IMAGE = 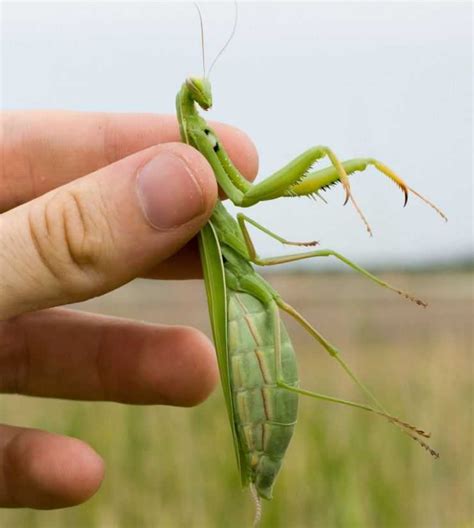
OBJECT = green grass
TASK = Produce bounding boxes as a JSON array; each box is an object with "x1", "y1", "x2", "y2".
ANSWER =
[{"x1": 0, "y1": 272, "x2": 472, "y2": 528}]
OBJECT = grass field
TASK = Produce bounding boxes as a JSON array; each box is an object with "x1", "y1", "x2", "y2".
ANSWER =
[{"x1": 0, "y1": 271, "x2": 472, "y2": 528}]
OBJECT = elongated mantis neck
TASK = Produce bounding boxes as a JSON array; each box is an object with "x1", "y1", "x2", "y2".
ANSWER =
[{"x1": 177, "y1": 83, "x2": 197, "y2": 115}]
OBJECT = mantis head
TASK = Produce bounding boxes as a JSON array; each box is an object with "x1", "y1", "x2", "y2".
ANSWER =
[{"x1": 186, "y1": 77, "x2": 213, "y2": 110}]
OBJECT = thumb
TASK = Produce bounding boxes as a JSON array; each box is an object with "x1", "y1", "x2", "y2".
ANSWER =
[{"x1": 0, "y1": 143, "x2": 217, "y2": 319}]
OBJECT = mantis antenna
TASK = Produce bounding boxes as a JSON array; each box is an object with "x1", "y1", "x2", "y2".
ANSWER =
[
  {"x1": 207, "y1": 0, "x2": 238, "y2": 78},
  {"x1": 193, "y1": 2, "x2": 206, "y2": 77},
  {"x1": 194, "y1": 1, "x2": 238, "y2": 80}
]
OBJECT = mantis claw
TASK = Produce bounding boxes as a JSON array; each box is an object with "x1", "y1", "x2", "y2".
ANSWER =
[
  {"x1": 327, "y1": 149, "x2": 373, "y2": 234},
  {"x1": 339, "y1": 170, "x2": 351, "y2": 206},
  {"x1": 371, "y1": 159, "x2": 447, "y2": 221},
  {"x1": 343, "y1": 189, "x2": 350, "y2": 206}
]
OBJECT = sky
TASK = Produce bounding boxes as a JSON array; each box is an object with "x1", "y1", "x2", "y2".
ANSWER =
[{"x1": 2, "y1": 1, "x2": 472, "y2": 270}]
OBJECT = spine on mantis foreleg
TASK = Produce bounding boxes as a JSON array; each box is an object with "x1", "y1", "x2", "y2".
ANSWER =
[{"x1": 227, "y1": 290, "x2": 298, "y2": 500}]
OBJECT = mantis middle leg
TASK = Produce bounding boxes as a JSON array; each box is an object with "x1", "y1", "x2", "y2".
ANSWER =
[{"x1": 236, "y1": 213, "x2": 426, "y2": 306}]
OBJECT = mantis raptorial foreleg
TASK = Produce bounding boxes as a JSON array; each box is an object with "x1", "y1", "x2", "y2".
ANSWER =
[
  {"x1": 204, "y1": 129, "x2": 352, "y2": 203},
  {"x1": 191, "y1": 123, "x2": 373, "y2": 230},
  {"x1": 183, "y1": 78, "x2": 446, "y2": 239},
  {"x1": 240, "y1": 146, "x2": 351, "y2": 204},
  {"x1": 291, "y1": 158, "x2": 448, "y2": 221}
]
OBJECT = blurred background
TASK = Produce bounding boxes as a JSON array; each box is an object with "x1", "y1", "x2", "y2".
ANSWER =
[{"x1": 1, "y1": 2, "x2": 472, "y2": 527}]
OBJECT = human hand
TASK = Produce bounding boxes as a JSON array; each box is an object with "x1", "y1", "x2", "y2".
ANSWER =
[{"x1": 0, "y1": 111, "x2": 258, "y2": 508}]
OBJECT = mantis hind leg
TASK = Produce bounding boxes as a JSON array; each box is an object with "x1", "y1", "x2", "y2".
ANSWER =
[
  {"x1": 270, "y1": 299, "x2": 439, "y2": 458},
  {"x1": 272, "y1": 298, "x2": 386, "y2": 413}
]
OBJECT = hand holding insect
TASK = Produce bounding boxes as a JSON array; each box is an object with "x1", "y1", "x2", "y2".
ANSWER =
[{"x1": 0, "y1": 110, "x2": 260, "y2": 508}]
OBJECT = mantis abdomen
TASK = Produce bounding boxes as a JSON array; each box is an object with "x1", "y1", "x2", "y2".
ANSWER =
[{"x1": 227, "y1": 291, "x2": 299, "y2": 499}]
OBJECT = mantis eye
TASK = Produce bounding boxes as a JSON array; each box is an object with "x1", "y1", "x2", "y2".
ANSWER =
[{"x1": 186, "y1": 77, "x2": 213, "y2": 110}]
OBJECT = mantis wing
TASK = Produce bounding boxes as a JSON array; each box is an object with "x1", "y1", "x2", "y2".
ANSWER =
[{"x1": 198, "y1": 222, "x2": 247, "y2": 487}]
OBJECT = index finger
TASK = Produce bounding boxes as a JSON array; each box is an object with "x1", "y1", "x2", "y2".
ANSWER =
[{"x1": 0, "y1": 111, "x2": 259, "y2": 212}]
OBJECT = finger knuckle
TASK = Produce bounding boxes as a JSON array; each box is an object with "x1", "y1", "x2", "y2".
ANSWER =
[{"x1": 28, "y1": 186, "x2": 113, "y2": 297}]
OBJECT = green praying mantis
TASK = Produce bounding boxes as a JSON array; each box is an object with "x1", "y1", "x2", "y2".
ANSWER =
[{"x1": 175, "y1": 4, "x2": 447, "y2": 521}]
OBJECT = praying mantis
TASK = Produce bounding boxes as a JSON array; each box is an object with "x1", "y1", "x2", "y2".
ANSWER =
[{"x1": 176, "y1": 3, "x2": 447, "y2": 521}]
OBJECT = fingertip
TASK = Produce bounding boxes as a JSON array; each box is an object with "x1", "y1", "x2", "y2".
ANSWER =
[
  {"x1": 172, "y1": 327, "x2": 219, "y2": 407},
  {"x1": 231, "y1": 126, "x2": 259, "y2": 183},
  {"x1": 212, "y1": 123, "x2": 259, "y2": 183},
  {"x1": 136, "y1": 325, "x2": 219, "y2": 407},
  {"x1": 5, "y1": 430, "x2": 104, "y2": 509}
]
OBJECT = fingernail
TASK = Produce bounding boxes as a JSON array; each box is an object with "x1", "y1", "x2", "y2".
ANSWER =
[{"x1": 136, "y1": 151, "x2": 205, "y2": 230}]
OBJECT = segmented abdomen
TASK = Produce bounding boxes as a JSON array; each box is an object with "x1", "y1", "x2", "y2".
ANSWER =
[{"x1": 227, "y1": 291, "x2": 299, "y2": 499}]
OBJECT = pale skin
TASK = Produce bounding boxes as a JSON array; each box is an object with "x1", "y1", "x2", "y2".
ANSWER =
[{"x1": 0, "y1": 111, "x2": 258, "y2": 509}]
